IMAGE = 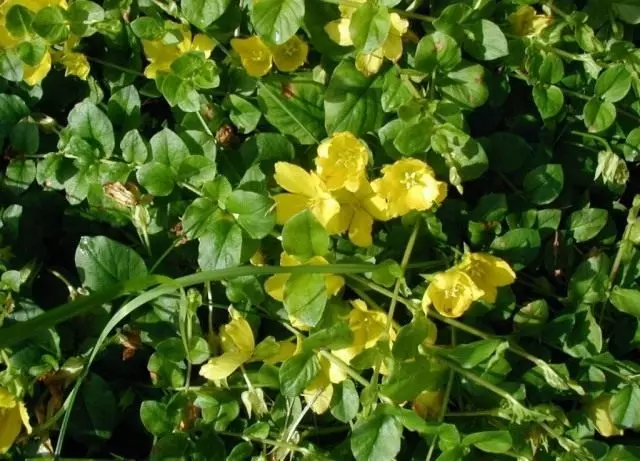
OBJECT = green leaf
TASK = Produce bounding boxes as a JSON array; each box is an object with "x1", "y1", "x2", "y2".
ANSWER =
[
  {"x1": 279, "y1": 352, "x2": 320, "y2": 397},
  {"x1": 394, "y1": 119, "x2": 435, "y2": 156},
  {"x1": 533, "y1": 84, "x2": 564, "y2": 119},
  {"x1": 349, "y1": 3, "x2": 390, "y2": 53},
  {"x1": 381, "y1": 66, "x2": 413, "y2": 113},
  {"x1": 610, "y1": 288, "x2": 640, "y2": 318},
  {"x1": 414, "y1": 35, "x2": 437, "y2": 74},
  {"x1": 130, "y1": 16, "x2": 163, "y2": 39},
  {"x1": 6, "y1": 5, "x2": 34, "y2": 38},
  {"x1": 463, "y1": 19, "x2": 508, "y2": 61},
  {"x1": 440, "y1": 62, "x2": 489, "y2": 109},
  {"x1": 351, "y1": 413, "x2": 402, "y2": 461},
  {"x1": 150, "y1": 433, "x2": 191, "y2": 461},
  {"x1": 281, "y1": 209, "x2": 329, "y2": 259},
  {"x1": 0, "y1": 50, "x2": 23, "y2": 82},
  {"x1": 137, "y1": 162, "x2": 176, "y2": 196},
  {"x1": 10, "y1": 120, "x2": 39, "y2": 155},
  {"x1": 108, "y1": 85, "x2": 141, "y2": 130},
  {"x1": 303, "y1": 323, "x2": 353, "y2": 351},
  {"x1": 257, "y1": 77, "x2": 325, "y2": 145},
  {"x1": 227, "y1": 95, "x2": 261, "y2": 134},
  {"x1": 140, "y1": 401, "x2": 176, "y2": 436},
  {"x1": 68, "y1": 373, "x2": 117, "y2": 443},
  {"x1": 381, "y1": 356, "x2": 445, "y2": 401},
  {"x1": 568, "y1": 208, "x2": 608, "y2": 242},
  {"x1": 462, "y1": 430, "x2": 512, "y2": 454},
  {"x1": 613, "y1": 0, "x2": 640, "y2": 24},
  {"x1": 150, "y1": 127, "x2": 189, "y2": 171},
  {"x1": 325, "y1": 60, "x2": 384, "y2": 136},
  {"x1": 331, "y1": 380, "x2": 359, "y2": 423},
  {"x1": 68, "y1": 100, "x2": 115, "y2": 157},
  {"x1": 536, "y1": 53, "x2": 564, "y2": 84},
  {"x1": 181, "y1": 0, "x2": 230, "y2": 30},
  {"x1": 490, "y1": 228, "x2": 541, "y2": 270},
  {"x1": 522, "y1": 164, "x2": 564, "y2": 205},
  {"x1": 250, "y1": 0, "x2": 305, "y2": 44},
  {"x1": 610, "y1": 384, "x2": 640, "y2": 429},
  {"x1": 5, "y1": 159, "x2": 36, "y2": 193},
  {"x1": 177, "y1": 155, "x2": 217, "y2": 187},
  {"x1": 33, "y1": 5, "x2": 68, "y2": 42},
  {"x1": 568, "y1": 254, "x2": 610, "y2": 305},
  {"x1": 595, "y1": 65, "x2": 632, "y2": 102},
  {"x1": 226, "y1": 190, "x2": 275, "y2": 239},
  {"x1": 75, "y1": 235, "x2": 148, "y2": 291},
  {"x1": 433, "y1": 31, "x2": 461, "y2": 70},
  {"x1": 283, "y1": 272, "x2": 327, "y2": 327},
  {"x1": 583, "y1": 97, "x2": 616, "y2": 133},
  {"x1": 17, "y1": 39, "x2": 47, "y2": 67},
  {"x1": 240, "y1": 132, "x2": 295, "y2": 164},
  {"x1": 440, "y1": 339, "x2": 505, "y2": 369},
  {"x1": 120, "y1": 129, "x2": 149, "y2": 164},
  {"x1": 198, "y1": 220, "x2": 243, "y2": 270},
  {"x1": 470, "y1": 193, "x2": 507, "y2": 221}
]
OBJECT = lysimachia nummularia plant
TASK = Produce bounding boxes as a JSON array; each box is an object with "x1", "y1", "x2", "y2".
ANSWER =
[{"x1": 2, "y1": 0, "x2": 640, "y2": 459}]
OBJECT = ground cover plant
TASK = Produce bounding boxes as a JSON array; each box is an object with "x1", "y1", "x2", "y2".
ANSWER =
[{"x1": 2, "y1": 0, "x2": 640, "y2": 459}]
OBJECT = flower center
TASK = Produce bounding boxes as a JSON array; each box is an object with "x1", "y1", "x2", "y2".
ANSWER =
[
  {"x1": 401, "y1": 171, "x2": 420, "y2": 190},
  {"x1": 445, "y1": 283, "x2": 462, "y2": 298},
  {"x1": 281, "y1": 42, "x2": 298, "y2": 57}
]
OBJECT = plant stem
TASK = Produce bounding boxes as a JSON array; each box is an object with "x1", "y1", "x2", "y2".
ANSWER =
[
  {"x1": 569, "y1": 130, "x2": 611, "y2": 151},
  {"x1": 218, "y1": 431, "x2": 311, "y2": 455},
  {"x1": 369, "y1": 221, "x2": 420, "y2": 410},
  {"x1": 149, "y1": 240, "x2": 180, "y2": 273},
  {"x1": 86, "y1": 56, "x2": 144, "y2": 77},
  {"x1": 425, "y1": 329, "x2": 456, "y2": 461}
]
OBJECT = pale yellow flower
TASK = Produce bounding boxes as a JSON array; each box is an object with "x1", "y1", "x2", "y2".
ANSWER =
[
  {"x1": 23, "y1": 50, "x2": 51, "y2": 86},
  {"x1": 508, "y1": 5, "x2": 552, "y2": 37},
  {"x1": 142, "y1": 22, "x2": 214, "y2": 78},
  {"x1": 0, "y1": 387, "x2": 31, "y2": 455},
  {"x1": 272, "y1": 162, "x2": 340, "y2": 228},
  {"x1": 316, "y1": 132, "x2": 369, "y2": 192},
  {"x1": 355, "y1": 13, "x2": 409, "y2": 76},
  {"x1": 457, "y1": 252, "x2": 516, "y2": 303},
  {"x1": 326, "y1": 180, "x2": 389, "y2": 248},
  {"x1": 230, "y1": 35, "x2": 272, "y2": 77},
  {"x1": 303, "y1": 356, "x2": 334, "y2": 414},
  {"x1": 271, "y1": 35, "x2": 308, "y2": 72},
  {"x1": 371, "y1": 158, "x2": 447, "y2": 218},
  {"x1": 422, "y1": 269, "x2": 484, "y2": 318},
  {"x1": 52, "y1": 35, "x2": 90, "y2": 80},
  {"x1": 585, "y1": 395, "x2": 624, "y2": 437}
]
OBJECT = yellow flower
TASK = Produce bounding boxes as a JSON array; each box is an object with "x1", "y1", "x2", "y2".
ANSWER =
[
  {"x1": 585, "y1": 395, "x2": 624, "y2": 437},
  {"x1": 329, "y1": 299, "x2": 393, "y2": 382},
  {"x1": 0, "y1": 0, "x2": 66, "y2": 13},
  {"x1": 231, "y1": 35, "x2": 273, "y2": 77},
  {"x1": 325, "y1": 18, "x2": 352, "y2": 46},
  {"x1": 303, "y1": 356, "x2": 334, "y2": 414},
  {"x1": 271, "y1": 35, "x2": 308, "y2": 72},
  {"x1": 422, "y1": 268, "x2": 484, "y2": 318},
  {"x1": 508, "y1": 5, "x2": 552, "y2": 37},
  {"x1": 200, "y1": 308, "x2": 255, "y2": 381},
  {"x1": 264, "y1": 252, "x2": 345, "y2": 303},
  {"x1": 457, "y1": 252, "x2": 516, "y2": 303},
  {"x1": 316, "y1": 132, "x2": 369, "y2": 192},
  {"x1": 273, "y1": 161, "x2": 340, "y2": 228},
  {"x1": 23, "y1": 50, "x2": 51, "y2": 86},
  {"x1": 355, "y1": 13, "x2": 408, "y2": 76},
  {"x1": 0, "y1": 388, "x2": 31, "y2": 455},
  {"x1": 371, "y1": 158, "x2": 447, "y2": 218},
  {"x1": 232, "y1": 35, "x2": 309, "y2": 77},
  {"x1": 52, "y1": 35, "x2": 90, "y2": 80},
  {"x1": 142, "y1": 22, "x2": 214, "y2": 78},
  {"x1": 327, "y1": 180, "x2": 389, "y2": 247}
]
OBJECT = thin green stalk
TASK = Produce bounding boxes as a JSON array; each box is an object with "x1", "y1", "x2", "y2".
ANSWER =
[
  {"x1": 425, "y1": 329, "x2": 456, "y2": 461},
  {"x1": 86, "y1": 56, "x2": 144, "y2": 77},
  {"x1": 218, "y1": 431, "x2": 311, "y2": 455},
  {"x1": 569, "y1": 130, "x2": 612, "y2": 151},
  {"x1": 149, "y1": 240, "x2": 180, "y2": 273},
  {"x1": 369, "y1": 221, "x2": 420, "y2": 404}
]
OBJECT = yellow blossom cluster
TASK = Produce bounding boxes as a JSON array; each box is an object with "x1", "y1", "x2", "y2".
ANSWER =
[
  {"x1": 272, "y1": 132, "x2": 448, "y2": 249},
  {"x1": 141, "y1": 21, "x2": 215, "y2": 79},
  {"x1": 200, "y1": 300, "x2": 394, "y2": 415},
  {"x1": 0, "y1": 0, "x2": 90, "y2": 85},
  {"x1": 230, "y1": 35, "x2": 309, "y2": 77},
  {"x1": 324, "y1": 0, "x2": 409, "y2": 76},
  {"x1": 0, "y1": 387, "x2": 31, "y2": 454},
  {"x1": 422, "y1": 252, "x2": 516, "y2": 319}
]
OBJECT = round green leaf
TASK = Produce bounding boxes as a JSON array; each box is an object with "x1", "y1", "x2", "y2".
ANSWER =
[
  {"x1": 595, "y1": 65, "x2": 632, "y2": 103},
  {"x1": 281, "y1": 209, "x2": 329, "y2": 259},
  {"x1": 523, "y1": 164, "x2": 564, "y2": 205},
  {"x1": 533, "y1": 84, "x2": 564, "y2": 120},
  {"x1": 349, "y1": 3, "x2": 391, "y2": 54},
  {"x1": 583, "y1": 97, "x2": 616, "y2": 133},
  {"x1": 250, "y1": 0, "x2": 305, "y2": 45}
]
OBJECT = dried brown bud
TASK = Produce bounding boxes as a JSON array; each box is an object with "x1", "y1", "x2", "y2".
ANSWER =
[
  {"x1": 104, "y1": 182, "x2": 142, "y2": 207},
  {"x1": 216, "y1": 124, "x2": 237, "y2": 147}
]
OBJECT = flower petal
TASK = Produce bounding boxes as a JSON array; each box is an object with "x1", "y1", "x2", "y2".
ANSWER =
[
  {"x1": 273, "y1": 193, "x2": 308, "y2": 225},
  {"x1": 199, "y1": 351, "x2": 250, "y2": 381}
]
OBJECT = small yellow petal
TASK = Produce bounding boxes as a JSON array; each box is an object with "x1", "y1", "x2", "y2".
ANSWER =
[
  {"x1": 23, "y1": 50, "x2": 51, "y2": 86},
  {"x1": 585, "y1": 395, "x2": 624, "y2": 437},
  {"x1": 199, "y1": 351, "x2": 251, "y2": 381},
  {"x1": 274, "y1": 162, "x2": 316, "y2": 197},
  {"x1": 192, "y1": 33, "x2": 215, "y2": 57},
  {"x1": 325, "y1": 274, "x2": 345, "y2": 297},
  {"x1": 309, "y1": 195, "x2": 341, "y2": 229},
  {"x1": 231, "y1": 35, "x2": 273, "y2": 77},
  {"x1": 264, "y1": 273, "x2": 290, "y2": 301},
  {"x1": 425, "y1": 269, "x2": 484, "y2": 318},
  {"x1": 325, "y1": 18, "x2": 353, "y2": 47},
  {"x1": 273, "y1": 193, "x2": 308, "y2": 225},
  {"x1": 355, "y1": 50, "x2": 384, "y2": 76},
  {"x1": 349, "y1": 207, "x2": 374, "y2": 247},
  {"x1": 220, "y1": 310, "x2": 255, "y2": 355},
  {"x1": 271, "y1": 35, "x2": 308, "y2": 72}
]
